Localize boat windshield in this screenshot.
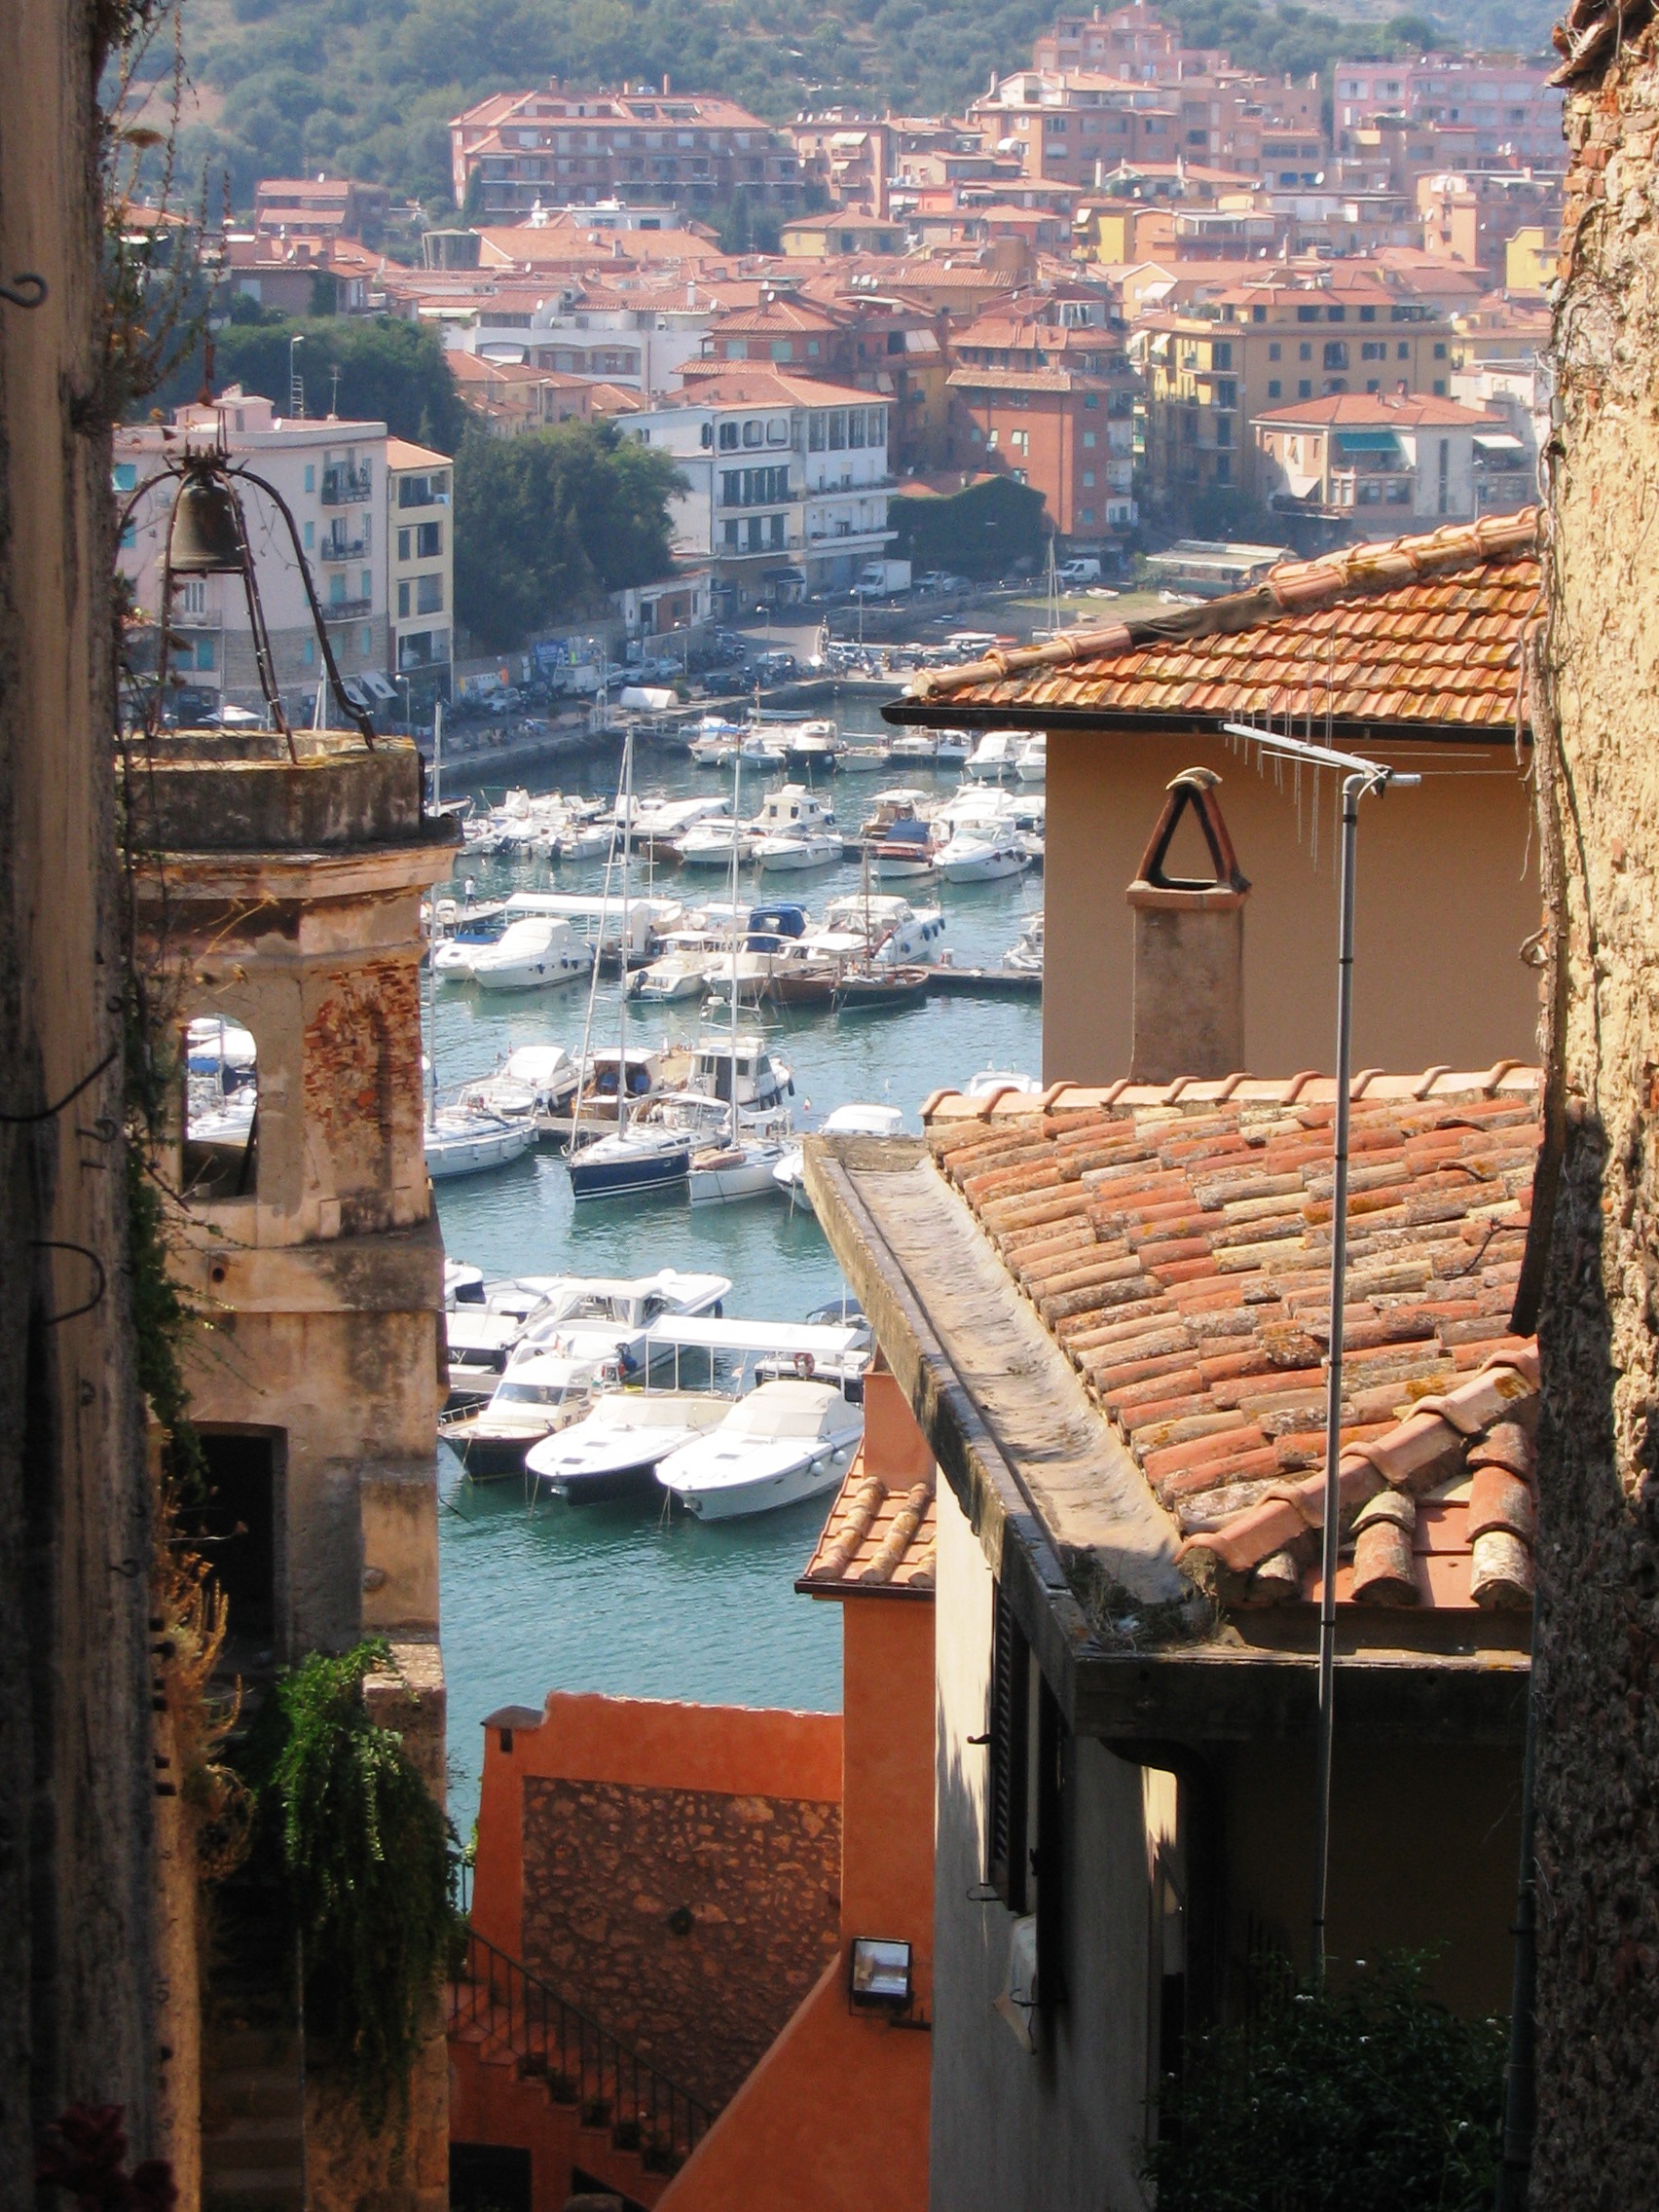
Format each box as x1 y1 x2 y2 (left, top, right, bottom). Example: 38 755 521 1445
495 1382 569 1406
722 1390 839 1440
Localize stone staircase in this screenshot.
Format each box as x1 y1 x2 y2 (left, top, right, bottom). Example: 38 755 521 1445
200 2022 307 2212
447 1930 714 2212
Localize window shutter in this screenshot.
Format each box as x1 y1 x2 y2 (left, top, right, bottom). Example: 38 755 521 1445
986 1578 1029 1911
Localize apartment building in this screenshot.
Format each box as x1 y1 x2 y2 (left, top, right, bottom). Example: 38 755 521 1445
1333 55 1564 167
253 175 390 249
449 88 801 220
115 389 393 716
1417 167 1567 277
625 373 895 603
387 438 454 706
1253 389 1527 533
971 71 1184 184
789 116 896 214
1140 270 1459 504
946 283 1138 535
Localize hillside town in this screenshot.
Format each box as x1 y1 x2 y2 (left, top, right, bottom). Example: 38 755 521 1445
19 4 1659 2212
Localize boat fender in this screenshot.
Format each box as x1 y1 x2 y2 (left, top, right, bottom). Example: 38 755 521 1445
793 1350 816 1380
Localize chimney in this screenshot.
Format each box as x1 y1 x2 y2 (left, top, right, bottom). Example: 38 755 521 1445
1124 768 1249 1084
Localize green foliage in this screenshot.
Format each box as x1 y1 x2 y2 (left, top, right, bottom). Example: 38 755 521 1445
1147 1955 1505 2212
888 472 1047 577
142 313 466 448
453 419 683 649
161 0 1549 214
252 1640 461 2130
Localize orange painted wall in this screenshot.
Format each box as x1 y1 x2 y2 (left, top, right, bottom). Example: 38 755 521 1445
471 1693 844 1958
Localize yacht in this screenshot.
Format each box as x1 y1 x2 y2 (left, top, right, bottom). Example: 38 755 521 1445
424 1107 536 1180
443 1351 607 1478
776 719 843 777
525 1390 735 1502
822 893 946 965
568 1119 691 1199
748 784 836 842
773 1103 904 1197
965 730 1018 783
753 827 842 873
937 824 1030 882
1002 911 1045 975
655 1380 865 1520
445 1266 731 1418
627 935 717 1004
457 1045 578 1121
469 914 594 991
1013 733 1047 785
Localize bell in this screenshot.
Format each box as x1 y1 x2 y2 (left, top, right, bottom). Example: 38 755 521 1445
167 463 246 574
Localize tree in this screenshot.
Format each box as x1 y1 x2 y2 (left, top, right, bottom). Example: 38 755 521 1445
452 420 683 651
888 472 1047 577
143 314 466 450
1530 21 1659 2202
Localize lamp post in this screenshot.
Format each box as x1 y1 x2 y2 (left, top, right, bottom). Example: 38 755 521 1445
288 333 306 420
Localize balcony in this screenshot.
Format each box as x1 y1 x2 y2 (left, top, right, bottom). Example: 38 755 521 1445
320 463 372 506
322 596 374 621
318 530 370 563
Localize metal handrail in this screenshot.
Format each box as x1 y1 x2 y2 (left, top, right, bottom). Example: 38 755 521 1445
450 1924 714 2174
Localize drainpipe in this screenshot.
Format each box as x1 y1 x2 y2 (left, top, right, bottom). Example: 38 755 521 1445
1494 1598 1538 2210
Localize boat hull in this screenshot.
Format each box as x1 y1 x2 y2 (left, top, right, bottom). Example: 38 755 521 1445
688 1147 786 1203
425 1124 535 1179
661 1436 859 1520
450 1422 552 1480
568 1140 691 1201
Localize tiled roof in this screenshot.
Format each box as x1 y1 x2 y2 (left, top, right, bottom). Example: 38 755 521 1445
925 1069 1540 1596
797 1452 937 1596
1179 1346 1538 1611
1253 392 1501 430
894 508 1541 733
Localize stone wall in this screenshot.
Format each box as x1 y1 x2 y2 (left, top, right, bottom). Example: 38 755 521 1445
522 1777 841 2112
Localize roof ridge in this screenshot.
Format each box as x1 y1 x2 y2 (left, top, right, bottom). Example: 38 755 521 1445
904 506 1542 703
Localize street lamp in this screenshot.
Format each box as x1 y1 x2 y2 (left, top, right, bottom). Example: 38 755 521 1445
288 332 306 420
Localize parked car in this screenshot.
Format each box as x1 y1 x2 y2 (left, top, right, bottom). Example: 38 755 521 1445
1058 557 1102 586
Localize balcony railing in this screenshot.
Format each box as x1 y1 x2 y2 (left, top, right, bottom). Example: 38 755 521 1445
319 531 370 562
451 1926 712 2177
321 463 372 506
322 596 373 620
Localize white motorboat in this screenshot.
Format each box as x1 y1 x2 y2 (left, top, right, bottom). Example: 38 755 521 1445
445 1265 732 1409
1013 733 1047 784
753 829 842 873
773 1102 904 1196
888 732 938 763
655 1379 865 1520
554 821 613 861
775 719 844 776
628 938 715 1003
444 1349 612 1478
965 730 1019 783
821 893 946 965
937 825 1030 882
468 915 594 992
525 1389 735 1501
445 1259 485 1308
424 1107 535 1180
967 1067 1042 1098
458 1044 578 1121
1002 911 1045 975
688 1112 793 1204
676 818 756 868
748 784 837 842
934 732 972 766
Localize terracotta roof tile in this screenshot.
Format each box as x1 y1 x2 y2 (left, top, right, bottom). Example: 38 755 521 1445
924 1069 1541 1616
797 1452 937 1597
894 509 1542 735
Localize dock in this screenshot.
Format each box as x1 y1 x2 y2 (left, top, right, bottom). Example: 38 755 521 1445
926 966 1042 998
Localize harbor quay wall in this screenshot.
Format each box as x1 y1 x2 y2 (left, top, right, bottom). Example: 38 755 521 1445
472 1696 843 2111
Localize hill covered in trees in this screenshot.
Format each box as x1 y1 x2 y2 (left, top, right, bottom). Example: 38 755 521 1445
161 0 1556 214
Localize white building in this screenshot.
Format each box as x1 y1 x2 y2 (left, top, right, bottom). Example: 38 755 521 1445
387 437 455 709
625 371 895 605
115 389 396 718
1253 389 1528 531
439 280 719 396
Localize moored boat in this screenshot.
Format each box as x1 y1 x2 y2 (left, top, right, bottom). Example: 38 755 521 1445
655 1379 865 1520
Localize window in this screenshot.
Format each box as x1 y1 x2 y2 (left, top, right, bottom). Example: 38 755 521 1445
417 521 442 558
397 580 410 619
985 1581 1029 1910
722 519 739 548
1397 342 1410 360
1079 504 1094 524
1433 342 1448 360
360 626 372 652
1433 379 1447 396
829 410 847 450
329 573 346 608
1216 379 1236 409
195 637 215 671
1083 429 1096 449
1366 380 1381 394
1215 453 1232 484
303 636 316 667
304 520 314 552
850 409 866 449
768 513 785 548
1323 342 1347 370
1252 306 1268 325
397 527 411 562
770 339 792 361
809 412 827 452
743 419 763 448
1359 305 1377 323
1082 469 1094 487
113 461 136 492
1361 341 1385 361
304 464 315 494
1299 342 1312 361
1327 306 1346 324
1267 379 1281 399
360 569 373 603
1269 341 1281 361
1298 379 1312 399
1296 304 1319 323
719 422 740 451
417 574 444 615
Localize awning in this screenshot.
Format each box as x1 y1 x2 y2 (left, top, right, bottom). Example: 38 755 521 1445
1334 428 1403 454
1474 432 1527 454
361 672 397 702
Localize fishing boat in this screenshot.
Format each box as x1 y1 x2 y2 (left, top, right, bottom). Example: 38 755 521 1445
655 1379 865 1520
657 1031 793 1118
566 729 695 1202
833 964 932 1014
525 1390 735 1501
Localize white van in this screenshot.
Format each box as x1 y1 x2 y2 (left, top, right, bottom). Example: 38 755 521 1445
1057 557 1102 585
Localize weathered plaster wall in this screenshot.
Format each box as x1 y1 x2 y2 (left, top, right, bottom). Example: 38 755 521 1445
1533 25 1659 2199
931 1481 1154 2212
522 1777 839 2111
1044 728 1539 1087
0 0 159 2184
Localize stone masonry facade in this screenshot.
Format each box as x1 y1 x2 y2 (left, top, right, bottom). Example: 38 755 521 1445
522 1777 841 2112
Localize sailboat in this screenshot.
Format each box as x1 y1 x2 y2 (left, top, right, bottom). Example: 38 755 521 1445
566 726 692 1202
687 747 792 1204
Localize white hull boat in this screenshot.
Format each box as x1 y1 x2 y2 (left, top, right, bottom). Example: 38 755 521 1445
937 829 1029 882
655 1379 865 1519
424 1109 535 1180
526 1390 735 1501
773 1102 903 1197
470 916 594 991
754 831 842 873
688 1136 789 1204
1014 734 1047 784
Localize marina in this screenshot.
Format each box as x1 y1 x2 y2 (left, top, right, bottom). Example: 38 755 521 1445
430 692 1042 1838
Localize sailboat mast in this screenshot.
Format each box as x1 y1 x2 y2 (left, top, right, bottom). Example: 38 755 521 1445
617 723 633 1141
728 747 742 1150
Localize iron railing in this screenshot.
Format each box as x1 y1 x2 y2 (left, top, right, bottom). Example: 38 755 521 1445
451 1924 713 2177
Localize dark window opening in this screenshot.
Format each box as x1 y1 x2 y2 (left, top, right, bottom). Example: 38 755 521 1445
184 1429 280 1654
451 2146 532 2212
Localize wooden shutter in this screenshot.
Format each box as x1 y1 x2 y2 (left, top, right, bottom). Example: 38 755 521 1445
986 1577 1030 1912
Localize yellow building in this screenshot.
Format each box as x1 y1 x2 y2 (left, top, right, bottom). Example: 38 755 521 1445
1142 270 1459 505
387 436 454 712
1505 224 1558 294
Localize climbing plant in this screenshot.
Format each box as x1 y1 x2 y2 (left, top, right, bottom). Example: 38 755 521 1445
251 1640 461 2130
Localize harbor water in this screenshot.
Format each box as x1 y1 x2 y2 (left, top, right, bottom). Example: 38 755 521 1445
431 695 1042 1836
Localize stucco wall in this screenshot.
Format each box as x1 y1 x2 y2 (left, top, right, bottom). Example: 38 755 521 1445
1044 726 1540 1087
931 1481 1154 2212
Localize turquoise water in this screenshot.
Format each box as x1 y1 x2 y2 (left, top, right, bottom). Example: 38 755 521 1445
431 697 1042 1834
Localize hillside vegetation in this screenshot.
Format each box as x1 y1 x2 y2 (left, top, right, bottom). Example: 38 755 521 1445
163 0 1555 213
